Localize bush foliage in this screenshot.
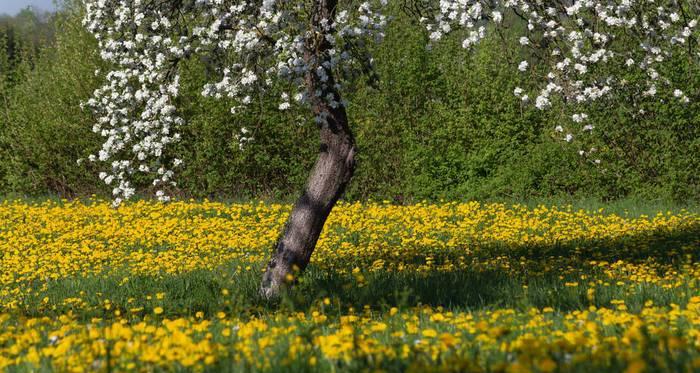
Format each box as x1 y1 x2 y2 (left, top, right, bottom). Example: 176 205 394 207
0 4 698 202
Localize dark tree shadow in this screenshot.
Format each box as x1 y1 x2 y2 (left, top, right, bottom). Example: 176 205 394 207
9 221 699 318
295 222 700 311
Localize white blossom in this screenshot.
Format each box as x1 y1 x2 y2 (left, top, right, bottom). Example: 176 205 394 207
83 0 389 204
427 0 698 140
83 0 699 204
518 61 529 72
572 113 588 123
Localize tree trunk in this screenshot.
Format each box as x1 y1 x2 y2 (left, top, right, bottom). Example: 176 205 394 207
260 0 356 299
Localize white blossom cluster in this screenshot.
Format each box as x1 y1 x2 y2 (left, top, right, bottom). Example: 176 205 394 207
195 0 388 121
426 0 699 143
83 0 387 204
82 0 193 204
84 0 698 204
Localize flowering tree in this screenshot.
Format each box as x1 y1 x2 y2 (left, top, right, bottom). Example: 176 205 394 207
82 0 698 297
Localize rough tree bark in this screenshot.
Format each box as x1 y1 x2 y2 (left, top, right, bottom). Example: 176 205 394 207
260 0 357 299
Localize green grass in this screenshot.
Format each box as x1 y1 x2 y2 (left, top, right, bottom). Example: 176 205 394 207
12 212 699 319
2 198 700 372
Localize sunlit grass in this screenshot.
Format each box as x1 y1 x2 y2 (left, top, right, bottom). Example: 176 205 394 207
1 199 699 372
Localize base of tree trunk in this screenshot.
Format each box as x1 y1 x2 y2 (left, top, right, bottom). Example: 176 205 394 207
260 126 356 299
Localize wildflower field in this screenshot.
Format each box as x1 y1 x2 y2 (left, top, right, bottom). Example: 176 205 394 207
1 199 699 372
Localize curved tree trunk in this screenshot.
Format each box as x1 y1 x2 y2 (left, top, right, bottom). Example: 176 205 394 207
260 0 356 299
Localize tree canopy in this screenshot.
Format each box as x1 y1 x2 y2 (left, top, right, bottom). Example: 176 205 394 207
82 0 698 205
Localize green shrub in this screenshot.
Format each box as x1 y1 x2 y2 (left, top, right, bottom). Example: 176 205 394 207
0 5 697 202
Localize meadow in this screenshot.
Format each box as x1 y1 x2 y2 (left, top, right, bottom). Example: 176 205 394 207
1 199 700 372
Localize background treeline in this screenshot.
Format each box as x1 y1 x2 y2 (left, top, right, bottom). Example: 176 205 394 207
0 2 698 203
